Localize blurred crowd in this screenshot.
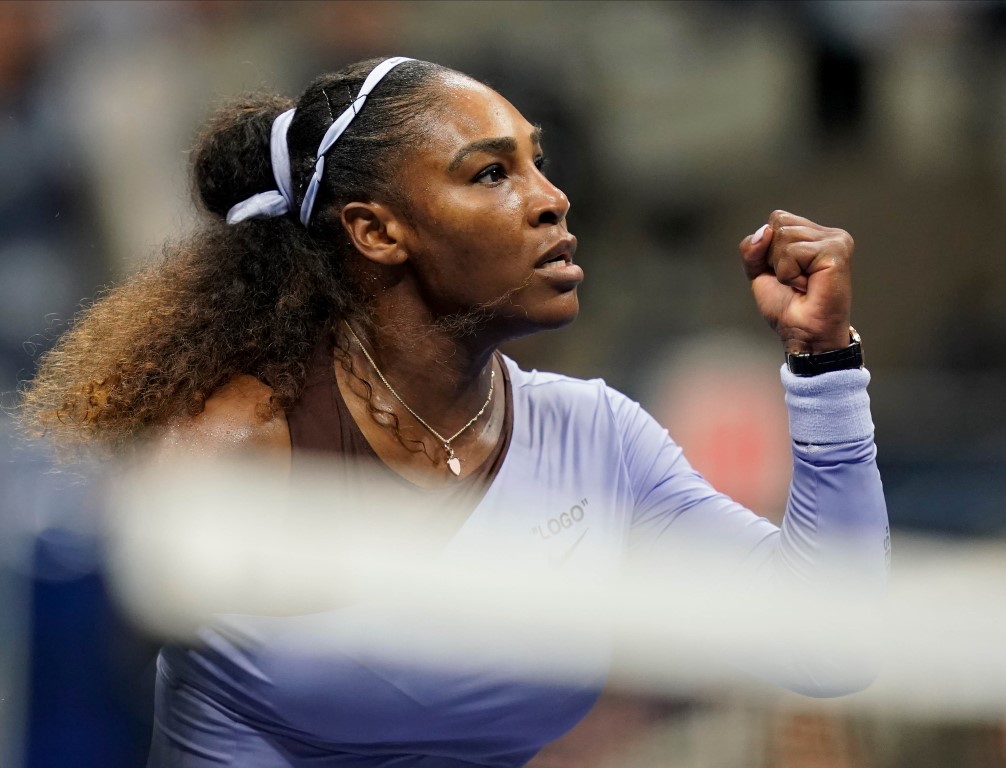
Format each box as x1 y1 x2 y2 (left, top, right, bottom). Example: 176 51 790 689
2 1 1005 767
3 0 1006 530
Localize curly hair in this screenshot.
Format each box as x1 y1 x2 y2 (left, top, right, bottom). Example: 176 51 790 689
19 58 451 453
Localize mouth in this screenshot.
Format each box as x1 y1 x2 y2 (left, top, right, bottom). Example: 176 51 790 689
532 235 584 288
534 236 578 269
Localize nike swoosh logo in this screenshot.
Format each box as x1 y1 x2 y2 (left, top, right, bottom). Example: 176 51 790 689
553 529 589 566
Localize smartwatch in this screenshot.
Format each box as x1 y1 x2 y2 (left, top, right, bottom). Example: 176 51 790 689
786 327 863 377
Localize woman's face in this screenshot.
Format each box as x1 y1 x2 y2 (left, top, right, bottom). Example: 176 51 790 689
393 74 582 338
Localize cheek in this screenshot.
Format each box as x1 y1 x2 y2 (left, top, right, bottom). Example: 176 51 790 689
466 188 525 252
405 182 539 310
497 186 523 218
428 191 524 265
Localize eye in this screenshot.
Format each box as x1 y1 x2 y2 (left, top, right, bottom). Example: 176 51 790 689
534 155 549 174
473 164 507 185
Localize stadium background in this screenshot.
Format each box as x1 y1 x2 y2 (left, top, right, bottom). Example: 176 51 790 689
1 1 1005 766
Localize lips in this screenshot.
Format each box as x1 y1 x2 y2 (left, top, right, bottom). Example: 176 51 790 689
534 236 578 269
533 235 583 287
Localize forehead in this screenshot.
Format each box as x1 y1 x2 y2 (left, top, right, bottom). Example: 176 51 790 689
422 73 537 155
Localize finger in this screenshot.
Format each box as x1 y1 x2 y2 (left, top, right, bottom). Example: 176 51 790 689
770 250 810 294
767 226 821 290
767 227 843 279
768 210 827 231
786 242 851 315
738 223 775 281
770 237 850 294
739 223 774 255
784 240 846 271
773 224 824 241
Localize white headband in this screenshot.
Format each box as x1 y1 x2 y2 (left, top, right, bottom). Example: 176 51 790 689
226 56 414 227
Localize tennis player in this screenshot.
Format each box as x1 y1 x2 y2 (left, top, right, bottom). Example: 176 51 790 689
22 57 887 767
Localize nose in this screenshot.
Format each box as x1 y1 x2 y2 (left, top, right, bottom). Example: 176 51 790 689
528 174 570 227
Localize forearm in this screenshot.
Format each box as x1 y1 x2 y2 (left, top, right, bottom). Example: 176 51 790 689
775 365 890 588
727 366 888 696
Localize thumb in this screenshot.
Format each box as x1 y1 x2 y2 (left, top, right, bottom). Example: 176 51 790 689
738 223 774 281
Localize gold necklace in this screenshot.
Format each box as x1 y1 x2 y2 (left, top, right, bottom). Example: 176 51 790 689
344 322 495 477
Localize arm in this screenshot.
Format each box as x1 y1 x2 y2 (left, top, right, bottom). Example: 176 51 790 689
619 368 887 697
625 211 888 694
737 209 889 587
622 369 888 588
149 374 292 469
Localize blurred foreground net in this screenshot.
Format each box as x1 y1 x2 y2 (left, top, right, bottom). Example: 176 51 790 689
104 456 1006 721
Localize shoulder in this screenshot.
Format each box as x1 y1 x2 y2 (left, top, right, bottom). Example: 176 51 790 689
502 355 639 424
503 355 605 394
152 375 291 465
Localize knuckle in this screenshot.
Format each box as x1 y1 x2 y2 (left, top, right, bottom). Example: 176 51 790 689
824 232 857 263
775 255 797 277
829 228 854 251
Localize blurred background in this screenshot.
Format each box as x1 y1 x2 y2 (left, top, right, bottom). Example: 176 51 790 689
1 0 1005 766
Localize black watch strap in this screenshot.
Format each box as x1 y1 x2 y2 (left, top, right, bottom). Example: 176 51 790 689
786 327 863 377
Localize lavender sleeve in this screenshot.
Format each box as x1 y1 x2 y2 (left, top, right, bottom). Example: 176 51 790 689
614 366 889 694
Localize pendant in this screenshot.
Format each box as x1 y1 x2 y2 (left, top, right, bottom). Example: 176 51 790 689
447 456 462 476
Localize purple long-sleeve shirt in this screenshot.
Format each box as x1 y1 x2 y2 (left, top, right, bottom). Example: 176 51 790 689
149 359 888 767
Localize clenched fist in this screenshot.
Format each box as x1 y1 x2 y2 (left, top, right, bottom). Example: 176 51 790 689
739 210 854 355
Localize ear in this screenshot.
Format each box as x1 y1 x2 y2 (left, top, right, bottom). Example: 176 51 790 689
341 201 410 267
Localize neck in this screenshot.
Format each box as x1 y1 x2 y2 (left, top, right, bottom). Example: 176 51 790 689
341 313 499 436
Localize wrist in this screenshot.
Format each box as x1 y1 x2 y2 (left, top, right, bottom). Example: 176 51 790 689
786 327 863 377
781 363 874 443
783 328 854 355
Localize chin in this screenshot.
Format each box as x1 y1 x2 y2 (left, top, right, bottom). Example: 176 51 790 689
504 290 580 339
539 299 580 330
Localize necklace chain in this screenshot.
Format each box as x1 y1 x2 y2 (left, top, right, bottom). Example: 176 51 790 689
344 322 495 472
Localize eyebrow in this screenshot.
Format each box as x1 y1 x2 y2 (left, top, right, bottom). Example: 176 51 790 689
447 127 543 172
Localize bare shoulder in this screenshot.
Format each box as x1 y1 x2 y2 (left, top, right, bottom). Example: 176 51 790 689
153 375 291 465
